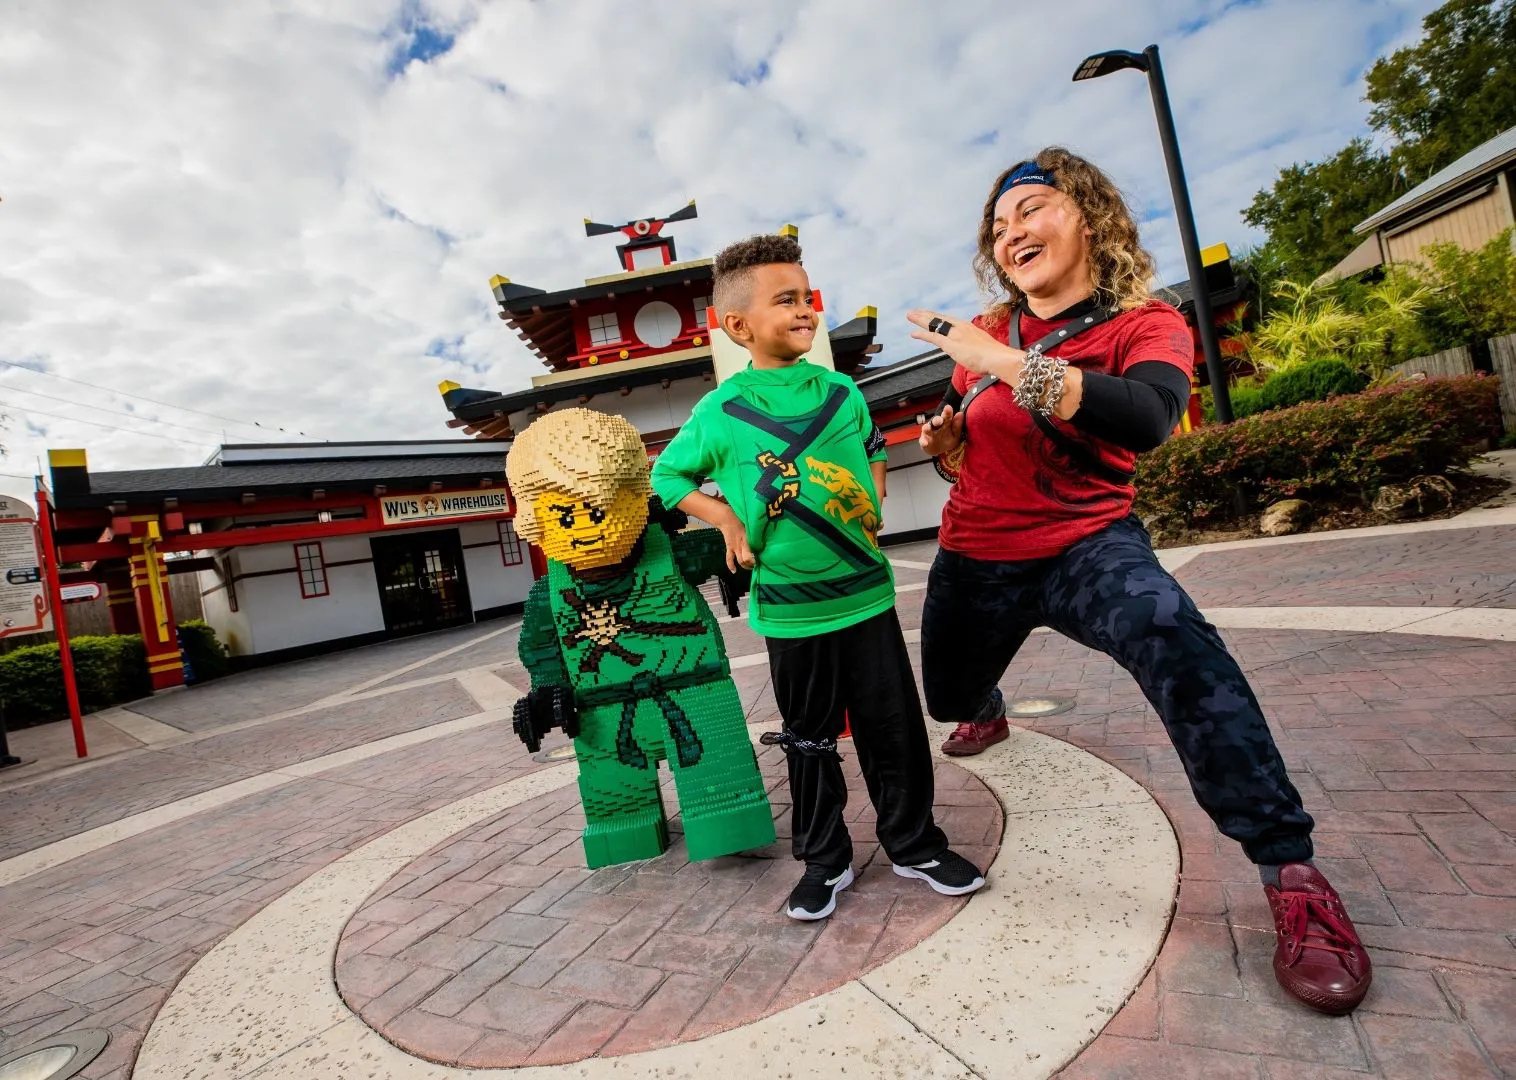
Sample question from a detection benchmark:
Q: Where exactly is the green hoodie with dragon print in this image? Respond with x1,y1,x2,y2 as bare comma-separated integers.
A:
651,360,895,639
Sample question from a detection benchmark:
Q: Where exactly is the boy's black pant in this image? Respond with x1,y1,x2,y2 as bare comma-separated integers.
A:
766,607,949,870
921,515,1314,866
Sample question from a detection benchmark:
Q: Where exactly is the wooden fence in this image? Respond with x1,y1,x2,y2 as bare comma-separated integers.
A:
1390,345,1474,380
1491,334,1516,433
0,574,204,655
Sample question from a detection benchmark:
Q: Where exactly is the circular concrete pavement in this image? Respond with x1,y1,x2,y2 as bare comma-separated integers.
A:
132,723,1178,1080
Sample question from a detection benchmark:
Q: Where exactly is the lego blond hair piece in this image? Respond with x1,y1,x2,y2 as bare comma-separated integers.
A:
506,408,651,544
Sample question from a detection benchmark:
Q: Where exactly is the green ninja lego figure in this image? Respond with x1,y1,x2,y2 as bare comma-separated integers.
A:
506,407,775,869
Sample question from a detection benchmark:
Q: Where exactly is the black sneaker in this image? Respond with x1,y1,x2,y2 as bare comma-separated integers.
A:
893,850,986,896
785,863,854,921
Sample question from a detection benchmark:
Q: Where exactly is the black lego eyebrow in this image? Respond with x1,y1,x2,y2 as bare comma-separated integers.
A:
548,503,575,512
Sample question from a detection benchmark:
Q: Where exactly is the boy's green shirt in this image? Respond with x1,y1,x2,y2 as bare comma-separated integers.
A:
651,360,894,639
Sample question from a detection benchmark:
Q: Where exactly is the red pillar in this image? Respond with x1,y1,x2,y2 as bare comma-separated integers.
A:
129,527,184,691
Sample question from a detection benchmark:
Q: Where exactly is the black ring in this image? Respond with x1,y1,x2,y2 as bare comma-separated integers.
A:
928,317,954,336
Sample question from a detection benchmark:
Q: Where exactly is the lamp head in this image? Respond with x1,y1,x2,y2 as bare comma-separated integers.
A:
1072,49,1149,81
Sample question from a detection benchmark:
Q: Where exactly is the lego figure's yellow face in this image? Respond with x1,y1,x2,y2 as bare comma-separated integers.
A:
532,487,648,570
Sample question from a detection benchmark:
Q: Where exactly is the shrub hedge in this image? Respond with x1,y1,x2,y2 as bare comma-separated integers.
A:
0,621,230,726
1256,358,1368,413
178,619,230,682
1136,374,1501,529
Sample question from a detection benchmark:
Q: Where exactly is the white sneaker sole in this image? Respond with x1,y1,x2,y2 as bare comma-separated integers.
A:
893,862,986,896
785,866,855,921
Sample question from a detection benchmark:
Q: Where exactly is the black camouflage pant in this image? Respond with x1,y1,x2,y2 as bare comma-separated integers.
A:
921,515,1314,865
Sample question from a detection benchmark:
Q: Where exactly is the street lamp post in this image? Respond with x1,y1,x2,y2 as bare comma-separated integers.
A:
1073,44,1234,423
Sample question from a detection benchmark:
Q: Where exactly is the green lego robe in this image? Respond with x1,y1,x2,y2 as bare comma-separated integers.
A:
518,524,775,868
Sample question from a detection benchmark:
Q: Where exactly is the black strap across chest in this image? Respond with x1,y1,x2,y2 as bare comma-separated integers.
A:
960,304,1134,487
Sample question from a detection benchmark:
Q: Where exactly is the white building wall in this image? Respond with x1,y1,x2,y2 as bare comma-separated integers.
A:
195,523,537,659
880,441,951,541
459,519,535,613
198,552,257,658
233,534,386,655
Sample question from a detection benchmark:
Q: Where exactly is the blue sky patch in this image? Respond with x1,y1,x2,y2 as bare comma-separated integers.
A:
386,3,457,78
733,58,770,87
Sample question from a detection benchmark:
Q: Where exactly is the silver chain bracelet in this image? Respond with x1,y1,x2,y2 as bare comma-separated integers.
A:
1013,344,1068,417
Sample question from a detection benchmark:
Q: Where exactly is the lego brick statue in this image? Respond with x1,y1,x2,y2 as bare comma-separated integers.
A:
506,408,776,868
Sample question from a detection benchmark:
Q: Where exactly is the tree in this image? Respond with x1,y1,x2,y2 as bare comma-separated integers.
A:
1241,140,1402,282
1244,0,1516,281
1412,228,1516,344
1366,0,1516,182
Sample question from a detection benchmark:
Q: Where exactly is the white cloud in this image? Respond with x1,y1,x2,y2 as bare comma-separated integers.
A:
0,0,1441,481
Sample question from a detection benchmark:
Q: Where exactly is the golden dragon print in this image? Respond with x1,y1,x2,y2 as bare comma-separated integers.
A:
804,456,880,546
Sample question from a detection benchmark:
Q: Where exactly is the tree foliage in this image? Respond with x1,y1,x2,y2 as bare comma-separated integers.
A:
1242,140,1403,282
1365,0,1516,182
1245,0,1516,281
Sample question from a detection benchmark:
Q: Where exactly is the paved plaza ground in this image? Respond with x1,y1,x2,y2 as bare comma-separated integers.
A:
2,504,1514,1078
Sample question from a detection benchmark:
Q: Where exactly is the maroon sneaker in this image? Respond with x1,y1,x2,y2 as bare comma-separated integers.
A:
1265,863,1372,1014
940,717,1009,756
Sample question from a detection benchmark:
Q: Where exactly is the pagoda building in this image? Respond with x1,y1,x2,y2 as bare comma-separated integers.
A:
439,204,882,453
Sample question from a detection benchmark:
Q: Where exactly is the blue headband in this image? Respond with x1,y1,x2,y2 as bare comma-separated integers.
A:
995,162,1057,201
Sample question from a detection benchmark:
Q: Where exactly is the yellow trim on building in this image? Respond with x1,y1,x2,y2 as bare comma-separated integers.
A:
855,306,878,319
778,224,799,238
582,257,713,288
1200,242,1230,267
438,380,461,395
488,274,511,289
528,346,714,389
48,448,88,468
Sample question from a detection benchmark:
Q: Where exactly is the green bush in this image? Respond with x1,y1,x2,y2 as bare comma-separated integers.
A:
1257,358,1368,412
1136,374,1501,529
178,620,230,682
0,634,153,725
1229,385,1267,419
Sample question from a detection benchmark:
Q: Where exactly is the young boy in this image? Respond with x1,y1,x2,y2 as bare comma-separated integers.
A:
651,234,987,921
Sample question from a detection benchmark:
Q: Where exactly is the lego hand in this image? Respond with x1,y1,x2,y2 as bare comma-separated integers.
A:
511,685,579,753
919,404,965,456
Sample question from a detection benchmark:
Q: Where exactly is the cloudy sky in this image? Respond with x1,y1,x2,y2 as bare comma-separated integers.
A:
0,0,1439,482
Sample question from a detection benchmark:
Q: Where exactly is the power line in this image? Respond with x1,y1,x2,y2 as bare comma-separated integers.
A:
0,382,274,443
10,404,214,448
0,359,320,440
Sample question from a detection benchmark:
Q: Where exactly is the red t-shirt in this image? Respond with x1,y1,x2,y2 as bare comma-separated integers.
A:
937,299,1194,561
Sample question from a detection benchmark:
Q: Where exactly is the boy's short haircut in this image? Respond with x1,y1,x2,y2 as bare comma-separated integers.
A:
505,407,650,543
712,234,804,319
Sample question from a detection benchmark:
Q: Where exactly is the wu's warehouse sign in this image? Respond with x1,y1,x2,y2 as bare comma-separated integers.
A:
380,489,511,526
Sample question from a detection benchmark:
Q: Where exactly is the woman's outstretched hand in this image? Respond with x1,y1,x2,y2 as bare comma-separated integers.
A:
906,309,1024,378
919,403,965,456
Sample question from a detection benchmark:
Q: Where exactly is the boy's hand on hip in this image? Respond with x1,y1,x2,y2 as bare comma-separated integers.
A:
721,521,756,572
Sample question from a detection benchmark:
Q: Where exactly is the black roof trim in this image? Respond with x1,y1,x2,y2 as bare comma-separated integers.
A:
443,357,716,421
59,454,508,510
859,353,956,410
497,264,715,314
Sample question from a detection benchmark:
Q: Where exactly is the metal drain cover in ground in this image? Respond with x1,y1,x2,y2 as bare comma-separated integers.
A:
0,1031,109,1080
1007,696,1075,718
530,743,577,764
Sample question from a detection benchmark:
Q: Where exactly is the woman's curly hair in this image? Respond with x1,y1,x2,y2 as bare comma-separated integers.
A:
973,147,1155,327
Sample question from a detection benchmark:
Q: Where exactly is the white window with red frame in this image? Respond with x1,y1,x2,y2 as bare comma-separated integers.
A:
295,541,330,598
498,520,524,566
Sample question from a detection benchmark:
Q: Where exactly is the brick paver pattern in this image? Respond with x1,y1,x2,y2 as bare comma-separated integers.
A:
0,523,1513,1079
335,751,1000,1067
1176,525,1516,609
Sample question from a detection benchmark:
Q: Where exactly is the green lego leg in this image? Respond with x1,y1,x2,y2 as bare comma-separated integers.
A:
665,679,777,861
574,704,669,869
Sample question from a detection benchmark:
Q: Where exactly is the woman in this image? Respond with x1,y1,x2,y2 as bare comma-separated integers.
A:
906,148,1371,1016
